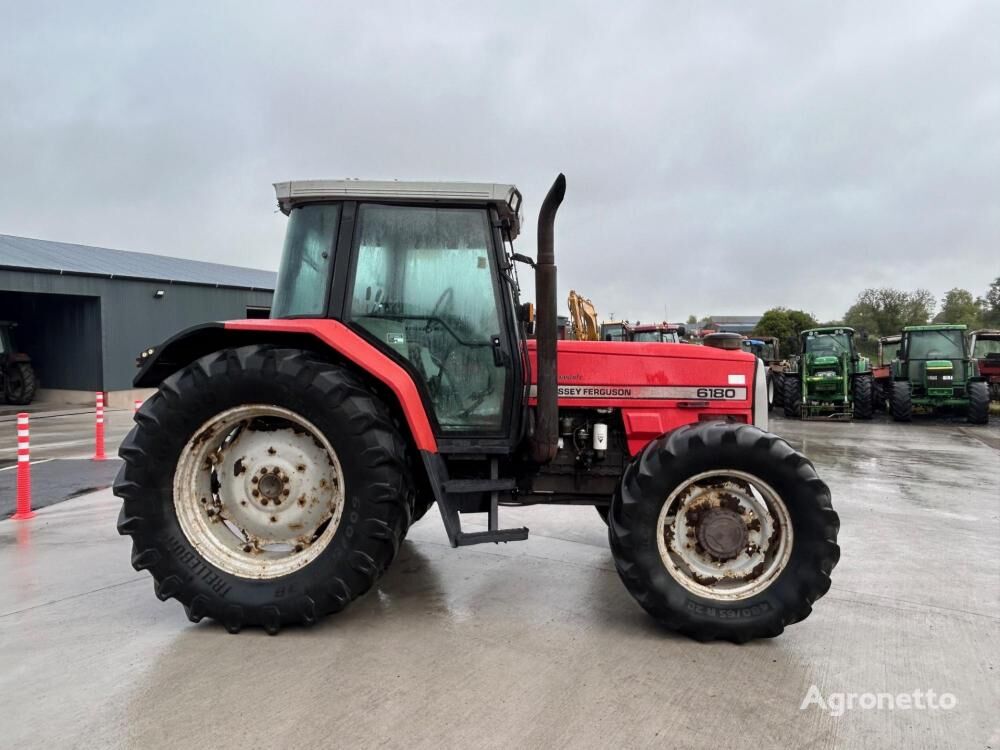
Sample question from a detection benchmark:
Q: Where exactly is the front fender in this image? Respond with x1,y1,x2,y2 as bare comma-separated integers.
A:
136,319,437,452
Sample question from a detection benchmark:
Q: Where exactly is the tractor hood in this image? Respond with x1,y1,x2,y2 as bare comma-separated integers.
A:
810,355,840,367
525,340,762,453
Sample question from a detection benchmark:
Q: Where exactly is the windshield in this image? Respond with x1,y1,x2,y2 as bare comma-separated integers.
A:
633,330,678,343
271,204,341,317
906,330,964,360
804,331,851,356
973,337,1000,357
602,323,625,341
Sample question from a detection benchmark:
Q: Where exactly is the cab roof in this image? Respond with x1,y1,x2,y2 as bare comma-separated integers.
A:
902,324,966,332
802,326,854,334
273,179,523,238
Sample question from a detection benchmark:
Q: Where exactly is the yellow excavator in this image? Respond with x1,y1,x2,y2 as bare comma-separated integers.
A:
567,290,601,341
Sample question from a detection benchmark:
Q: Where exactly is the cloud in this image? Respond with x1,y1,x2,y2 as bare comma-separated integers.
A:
2,0,998,322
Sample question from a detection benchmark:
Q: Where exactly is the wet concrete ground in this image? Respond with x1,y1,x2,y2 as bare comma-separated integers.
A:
0,416,997,749
0,409,135,468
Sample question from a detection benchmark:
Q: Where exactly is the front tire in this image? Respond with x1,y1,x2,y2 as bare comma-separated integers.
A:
967,381,989,424
772,372,785,409
783,375,801,418
890,381,912,422
115,346,413,634
852,374,873,420
608,422,839,642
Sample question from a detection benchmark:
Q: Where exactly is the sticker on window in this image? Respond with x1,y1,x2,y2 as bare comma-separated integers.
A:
386,332,405,345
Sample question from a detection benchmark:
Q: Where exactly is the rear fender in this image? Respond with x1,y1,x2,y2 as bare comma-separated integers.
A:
135,320,437,452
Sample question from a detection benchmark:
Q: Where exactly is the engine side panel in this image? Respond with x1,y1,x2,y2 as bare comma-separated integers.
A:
527,340,756,454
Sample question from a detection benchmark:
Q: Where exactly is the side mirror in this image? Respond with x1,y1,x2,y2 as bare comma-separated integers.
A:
895,348,902,358
677,325,687,338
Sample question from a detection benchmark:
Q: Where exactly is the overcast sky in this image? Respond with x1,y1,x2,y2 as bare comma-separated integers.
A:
2,1,998,322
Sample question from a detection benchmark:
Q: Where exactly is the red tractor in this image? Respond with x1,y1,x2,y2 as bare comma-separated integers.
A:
969,330,1000,401
116,176,839,642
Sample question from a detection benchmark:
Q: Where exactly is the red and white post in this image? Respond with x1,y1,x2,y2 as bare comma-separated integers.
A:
94,392,106,461
12,413,34,520
133,398,142,416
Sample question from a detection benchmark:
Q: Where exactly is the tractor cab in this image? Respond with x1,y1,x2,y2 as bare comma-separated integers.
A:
625,322,686,343
741,338,771,360
270,180,526,437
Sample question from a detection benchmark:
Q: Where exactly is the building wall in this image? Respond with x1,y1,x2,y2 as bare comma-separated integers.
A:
0,270,272,391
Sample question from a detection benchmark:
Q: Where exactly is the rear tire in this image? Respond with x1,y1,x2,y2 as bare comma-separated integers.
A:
967,381,989,425
608,422,839,642
890,381,912,422
4,361,37,405
872,380,886,412
852,374,873,420
782,375,801,418
766,372,774,412
115,345,413,634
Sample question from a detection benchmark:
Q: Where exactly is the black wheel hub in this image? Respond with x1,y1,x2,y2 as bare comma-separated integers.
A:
696,508,748,561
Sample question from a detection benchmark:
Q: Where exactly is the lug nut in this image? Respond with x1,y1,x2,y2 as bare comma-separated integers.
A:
252,489,260,497
251,476,259,484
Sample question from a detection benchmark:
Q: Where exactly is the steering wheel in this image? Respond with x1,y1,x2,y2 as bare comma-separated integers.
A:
430,287,455,320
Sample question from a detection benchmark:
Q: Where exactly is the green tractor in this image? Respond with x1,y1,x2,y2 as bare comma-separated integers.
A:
782,327,873,420
886,325,989,424
0,321,38,405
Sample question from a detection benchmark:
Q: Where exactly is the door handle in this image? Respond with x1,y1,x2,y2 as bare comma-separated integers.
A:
491,335,507,367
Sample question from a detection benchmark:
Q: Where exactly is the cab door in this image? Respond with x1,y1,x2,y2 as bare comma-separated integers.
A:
346,203,515,436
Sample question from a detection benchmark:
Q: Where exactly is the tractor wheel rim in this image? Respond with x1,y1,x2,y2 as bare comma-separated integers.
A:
656,469,793,601
173,404,344,580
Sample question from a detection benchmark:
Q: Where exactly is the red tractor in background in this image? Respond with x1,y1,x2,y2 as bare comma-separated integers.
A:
117,175,838,642
969,330,1000,401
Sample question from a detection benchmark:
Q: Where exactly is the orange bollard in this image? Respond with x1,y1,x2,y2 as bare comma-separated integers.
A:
94,392,106,461
12,413,34,520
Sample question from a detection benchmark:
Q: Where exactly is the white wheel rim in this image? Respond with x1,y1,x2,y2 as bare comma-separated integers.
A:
173,405,345,580
656,469,793,600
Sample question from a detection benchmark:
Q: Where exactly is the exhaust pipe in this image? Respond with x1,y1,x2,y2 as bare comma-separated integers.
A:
530,173,566,465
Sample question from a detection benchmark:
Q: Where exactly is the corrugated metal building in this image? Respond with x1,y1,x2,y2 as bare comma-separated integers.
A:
0,234,275,401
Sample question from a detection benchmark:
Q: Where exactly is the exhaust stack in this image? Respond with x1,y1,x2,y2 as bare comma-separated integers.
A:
530,173,566,465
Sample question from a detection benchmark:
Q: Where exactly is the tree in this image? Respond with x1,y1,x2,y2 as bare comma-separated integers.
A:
843,288,935,337
753,308,819,351
686,314,698,325
979,277,1000,327
934,288,982,328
